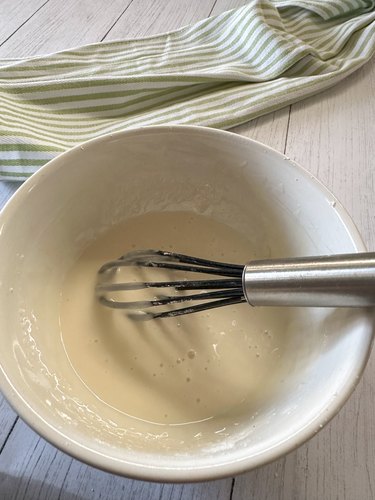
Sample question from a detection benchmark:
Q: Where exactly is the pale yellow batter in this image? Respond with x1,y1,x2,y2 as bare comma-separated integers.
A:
60,211,290,433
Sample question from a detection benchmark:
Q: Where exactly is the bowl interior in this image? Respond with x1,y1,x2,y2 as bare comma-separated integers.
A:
0,127,373,481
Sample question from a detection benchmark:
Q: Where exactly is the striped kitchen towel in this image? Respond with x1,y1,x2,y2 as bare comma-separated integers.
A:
1,0,375,180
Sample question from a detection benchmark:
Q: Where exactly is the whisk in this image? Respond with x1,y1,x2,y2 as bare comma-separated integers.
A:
96,250,375,319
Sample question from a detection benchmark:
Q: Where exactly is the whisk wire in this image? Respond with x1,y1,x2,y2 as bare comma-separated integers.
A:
98,249,243,277
96,278,243,292
127,296,247,320
96,249,245,319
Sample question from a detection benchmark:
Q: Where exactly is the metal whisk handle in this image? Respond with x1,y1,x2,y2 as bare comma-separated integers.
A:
243,252,375,307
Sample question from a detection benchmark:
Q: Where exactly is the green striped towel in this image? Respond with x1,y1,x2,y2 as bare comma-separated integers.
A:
1,0,375,181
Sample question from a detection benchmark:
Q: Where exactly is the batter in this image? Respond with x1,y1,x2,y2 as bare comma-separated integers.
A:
59,211,289,432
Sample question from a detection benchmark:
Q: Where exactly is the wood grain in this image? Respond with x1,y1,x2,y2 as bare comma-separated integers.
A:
0,0,49,47
232,43,375,500
285,59,375,251
231,107,290,154
0,0,132,57
0,397,17,451
0,412,232,499
1,0,375,499
103,0,215,40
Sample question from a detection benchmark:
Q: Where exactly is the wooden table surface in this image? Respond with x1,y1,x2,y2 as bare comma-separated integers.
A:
1,1,375,499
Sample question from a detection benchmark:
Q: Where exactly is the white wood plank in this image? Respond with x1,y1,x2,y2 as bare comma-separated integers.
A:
103,0,216,40
0,419,74,499
0,397,17,451
0,182,19,209
0,419,233,500
103,0,253,44
285,59,375,251
233,373,375,500
232,46,375,500
58,462,232,500
231,107,290,154
0,0,49,46
212,0,250,13
0,0,133,57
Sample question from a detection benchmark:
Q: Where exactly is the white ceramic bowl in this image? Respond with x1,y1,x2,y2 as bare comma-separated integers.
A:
0,126,373,482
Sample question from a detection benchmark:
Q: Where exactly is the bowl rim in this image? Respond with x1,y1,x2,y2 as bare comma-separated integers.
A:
0,124,373,482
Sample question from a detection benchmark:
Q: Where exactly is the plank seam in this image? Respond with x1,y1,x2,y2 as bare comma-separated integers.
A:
101,0,136,42
283,105,292,155
0,415,19,455
209,0,219,16
0,0,51,49
229,477,236,500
